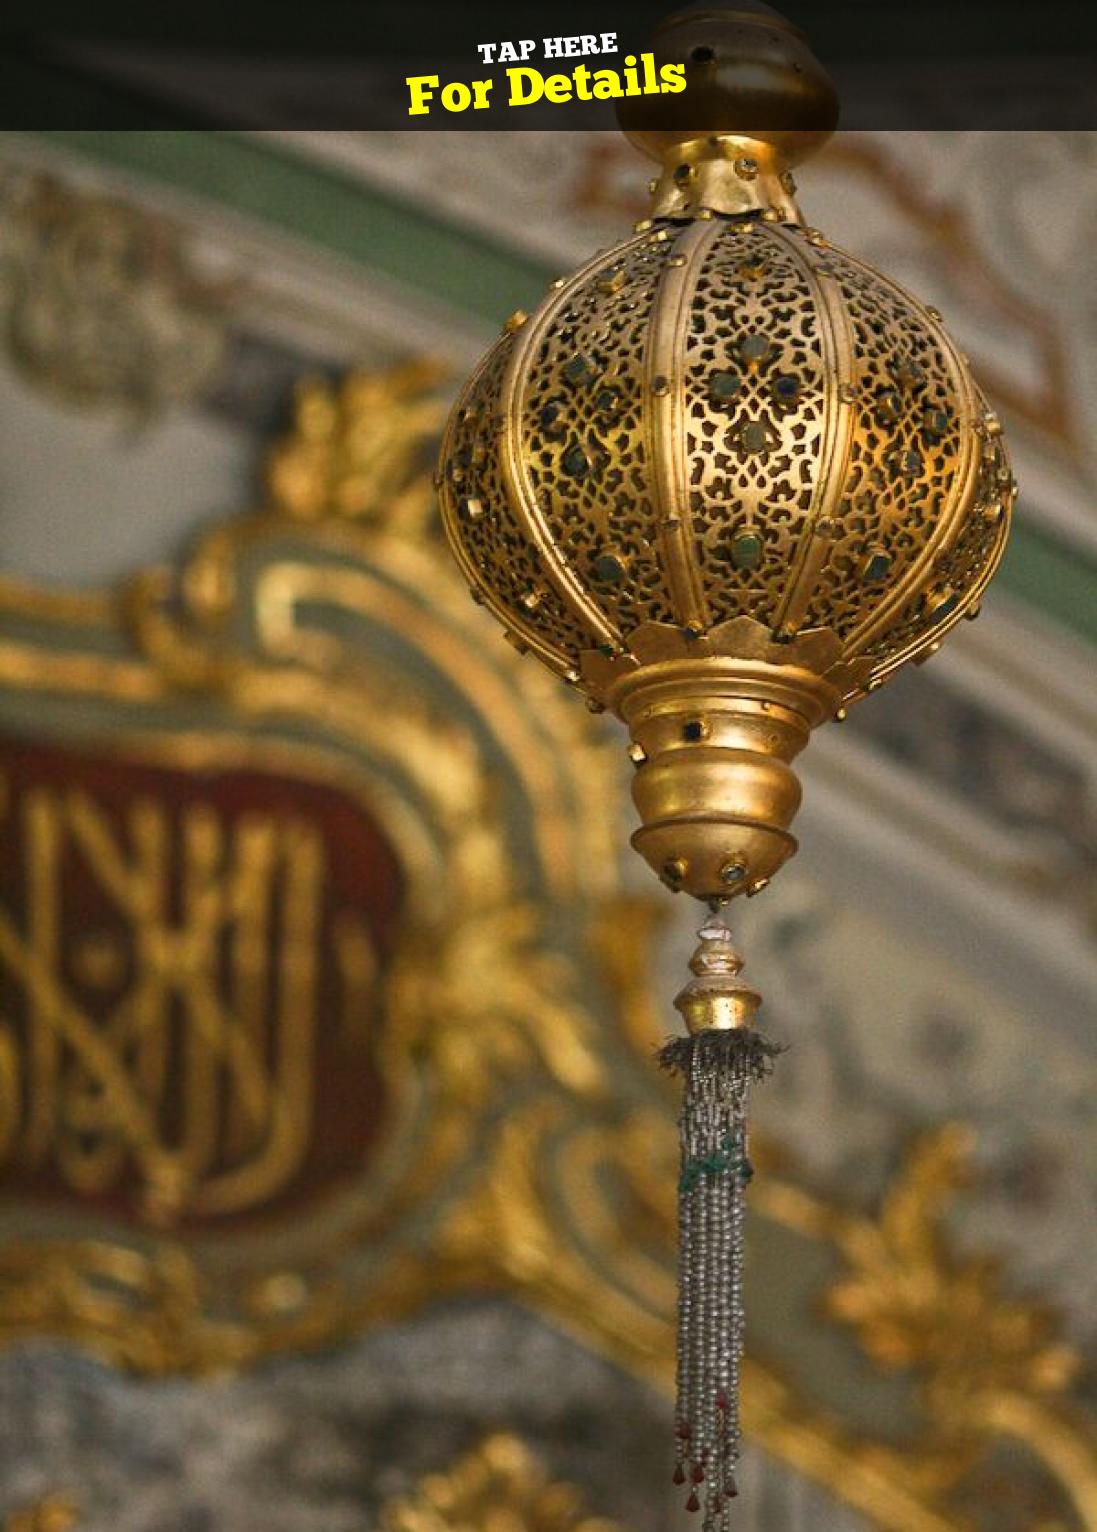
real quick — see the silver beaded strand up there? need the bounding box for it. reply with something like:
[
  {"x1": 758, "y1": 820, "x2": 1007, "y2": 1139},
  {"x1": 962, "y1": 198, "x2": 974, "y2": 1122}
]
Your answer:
[{"x1": 658, "y1": 918, "x2": 781, "y2": 1524}]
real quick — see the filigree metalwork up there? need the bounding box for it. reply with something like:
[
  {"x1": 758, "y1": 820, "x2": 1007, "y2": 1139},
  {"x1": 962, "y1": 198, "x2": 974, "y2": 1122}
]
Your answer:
[
  {"x1": 379, "y1": 1433, "x2": 617, "y2": 1532},
  {"x1": 440, "y1": 219, "x2": 1012, "y2": 696}
]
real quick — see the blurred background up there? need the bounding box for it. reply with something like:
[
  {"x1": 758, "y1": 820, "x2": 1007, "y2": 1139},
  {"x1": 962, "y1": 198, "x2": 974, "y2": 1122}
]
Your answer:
[{"x1": 0, "y1": 125, "x2": 1092, "y2": 1532}]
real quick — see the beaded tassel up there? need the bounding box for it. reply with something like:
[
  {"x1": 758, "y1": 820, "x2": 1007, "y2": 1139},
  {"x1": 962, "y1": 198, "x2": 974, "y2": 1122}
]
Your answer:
[{"x1": 659, "y1": 919, "x2": 780, "y2": 1529}]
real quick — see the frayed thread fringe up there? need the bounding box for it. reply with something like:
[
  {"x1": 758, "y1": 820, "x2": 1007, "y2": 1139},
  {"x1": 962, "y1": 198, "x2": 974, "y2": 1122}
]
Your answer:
[{"x1": 657, "y1": 1028, "x2": 785, "y2": 1081}]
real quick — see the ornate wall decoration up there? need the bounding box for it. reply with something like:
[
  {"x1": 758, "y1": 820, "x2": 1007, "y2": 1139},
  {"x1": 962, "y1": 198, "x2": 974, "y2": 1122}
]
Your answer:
[
  {"x1": 0, "y1": 365, "x2": 1091, "y2": 1531},
  {"x1": 378, "y1": 1433, "x2": 617, "y2": 1532},
  {"x1": 0, "y1": 166, "x2": 232, "y2": 421},
  {"x1": 0, "y1": 735, "x2": 404, "y2": 1228}
]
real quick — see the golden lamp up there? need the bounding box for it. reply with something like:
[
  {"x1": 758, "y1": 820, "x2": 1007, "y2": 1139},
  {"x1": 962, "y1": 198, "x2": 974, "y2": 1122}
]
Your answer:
[{"x1": 438, "y1": 3, "x2": 1014, "y2": 1522}]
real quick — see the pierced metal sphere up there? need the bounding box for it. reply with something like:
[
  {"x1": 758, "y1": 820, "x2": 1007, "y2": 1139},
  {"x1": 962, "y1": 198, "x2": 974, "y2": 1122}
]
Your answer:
[
  {"x1": 438, "y1": 50, "x2": 1013, "y2": 903},
  {"x1": 440, "y1": 216, "x2": 1011, "y2": 691}
]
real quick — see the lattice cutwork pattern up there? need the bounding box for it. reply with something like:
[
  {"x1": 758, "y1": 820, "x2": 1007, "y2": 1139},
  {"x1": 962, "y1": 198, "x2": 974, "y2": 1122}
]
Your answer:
[
  {"x1": 805, "y1": 241, "x2": 968, "y2": 652},
  {"x1": 683, "y1": 222, "x2": 826, "y2": 628},
  {"x1": 518, "y1": 234, "x2": 678, "y2": 636},
  {"x1": 863, "y1": 391, "x2": 1012, "y2": 666},
  {"x1": 440, "y1": 212, "x2": 1012, "y2": 691},
  {"x1": 441, "y1": 334, "x2": 593, "y2": 667}
]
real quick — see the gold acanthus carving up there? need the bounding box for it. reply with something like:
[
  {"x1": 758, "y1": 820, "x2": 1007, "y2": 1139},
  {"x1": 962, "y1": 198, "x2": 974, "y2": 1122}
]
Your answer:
[
  {"x1": 756, "y1": 1125, "x2": 1097, "y2": 1528},
  {"x1": 0, "y1": 364, "x2": 1090, "y2": 1532},
  {"x1": 3, "y1": 1499, "x2": 78, "y2": 1532},
  {"x1": 379, "y1": 1433, "x2": 618, "y2": 1532},
  {"x1": 265, "y1": 361, "x2": 449, "y2": 530}
]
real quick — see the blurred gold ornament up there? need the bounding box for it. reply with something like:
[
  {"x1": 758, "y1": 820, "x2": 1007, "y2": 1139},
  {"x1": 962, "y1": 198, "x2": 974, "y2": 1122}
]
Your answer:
[
  {"x1": 4, "y1": 1498, "x2": 78, "y2": 1532},
  {"x1": 379, "y1": 1433, "x2": 617, "y2": 1532}
]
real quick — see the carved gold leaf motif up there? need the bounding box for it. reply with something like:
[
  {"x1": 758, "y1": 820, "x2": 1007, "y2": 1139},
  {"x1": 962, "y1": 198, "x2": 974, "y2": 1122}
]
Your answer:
[
  {"x1": 379, "y1": 1434, "x2": 617, "y2": 1532},
  {"x1": 0, "y1": 169, "x2": 230, "y2": 420}
]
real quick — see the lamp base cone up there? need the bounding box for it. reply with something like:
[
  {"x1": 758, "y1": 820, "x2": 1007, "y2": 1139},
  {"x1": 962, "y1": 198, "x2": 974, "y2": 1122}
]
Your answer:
[{"x1": 615, "y1": 656, "x2": 839, "y2": 903}]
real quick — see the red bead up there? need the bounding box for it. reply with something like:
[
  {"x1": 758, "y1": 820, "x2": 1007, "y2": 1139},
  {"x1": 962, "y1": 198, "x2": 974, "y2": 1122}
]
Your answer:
[
  {"x1": 691, "y1": 1463, "x2": 705, "y2": 1483},
  {"x1": 673, "y1": 1464, "x2": 686, "y2": 1486},
  {"x1": 686, "y1": 1492, "x2": 700, "y2": 1513},
  {"x1": 715, "y1": 1390, "x2": 729, "y2": 1411}
]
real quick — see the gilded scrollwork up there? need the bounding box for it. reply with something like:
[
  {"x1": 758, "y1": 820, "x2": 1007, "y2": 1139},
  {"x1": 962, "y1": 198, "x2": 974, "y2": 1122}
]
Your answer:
[
  {"x1": 0, "y1": 167, "x2": 231, "y2": 421},
  {"x1": 264, "y1": 361, "x2": 449, "y2": 532},
  {"x1": 753, "y1": 1127, "x2": 1097, "y2": 1528},
  {"x1": 378, "y1": 1433, "x2": 618, "y2": 1532}
]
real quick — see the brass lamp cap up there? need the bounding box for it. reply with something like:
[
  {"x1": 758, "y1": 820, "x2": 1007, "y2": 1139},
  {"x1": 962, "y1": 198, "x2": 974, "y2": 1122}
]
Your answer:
[
  {"x1": 674, "y1": 917, "x2": 761, "y2": 1032},
  {"x1": 616, "y1": 2, "x2": 839, "y2": 168}
]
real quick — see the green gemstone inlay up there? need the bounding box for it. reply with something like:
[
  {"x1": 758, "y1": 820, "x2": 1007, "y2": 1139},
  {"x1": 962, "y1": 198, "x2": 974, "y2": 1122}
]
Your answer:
[
  {"x1": 540, "y1": 401, "x2": 564, "y2": 433},
  {"x1": 731, "y1": 532, "x2": 763, "y2": 570},
  {"x1": 710, "y1": 370, "x2": 742, "y2": 401},
  {"x1": 891, "y1": 357, "x2": 926, "y2": 389},
  {"x1": 592, "y1": 551, "x2": 626, "y2": 584},
  {"x1": 738, "y1": 334, "x2": 772, "y2": 365}
]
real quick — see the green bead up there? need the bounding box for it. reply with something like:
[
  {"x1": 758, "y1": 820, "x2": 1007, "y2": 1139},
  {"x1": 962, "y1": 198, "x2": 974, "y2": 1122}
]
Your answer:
[
  {"x1": 738, "y1": 334, "x2": 772, "y2": 364},
  {"x1": 710, "y1": 370, "x2": 741, "y2": 401},
  {"x1": 731, "y1": 532, "x2": 763, "y2": 570},
  {"x1": 592, "y1": 551, "x2": 626, "y2": 583}
]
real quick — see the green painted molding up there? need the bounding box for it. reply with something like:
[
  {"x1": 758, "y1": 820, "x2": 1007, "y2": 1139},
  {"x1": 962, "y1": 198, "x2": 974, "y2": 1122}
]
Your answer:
[
  {"x1": 24, "y1": 130, "x2": 1097, "y2": 650},
  {"x1": 35, "y1": 129, "x2": 557, "y2": 326}
]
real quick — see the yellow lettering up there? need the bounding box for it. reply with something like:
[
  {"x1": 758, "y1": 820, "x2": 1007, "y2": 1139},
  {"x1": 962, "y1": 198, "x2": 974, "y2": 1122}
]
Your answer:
[
  {"x1": 470, "y1": 78, "x2": 494, "y2": 109},
  {"x1": 592, "y1": 69, "x2": 624, "y2": 99},
  {"x1": 406, "y1": 74, "x2": 439, "y2": 115},
  {"x1": 543, "y1": 71, "x2": 574, "y2": 104},
  {"x1": 507, "y1": 66, "x2": 545, "y2": 106},
  {"x1": 660, "y1": 62, "x2": 687, "y2": 93},
  {"x1": 441, "y1": 81, "x2": 472, "y2": 112}
]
